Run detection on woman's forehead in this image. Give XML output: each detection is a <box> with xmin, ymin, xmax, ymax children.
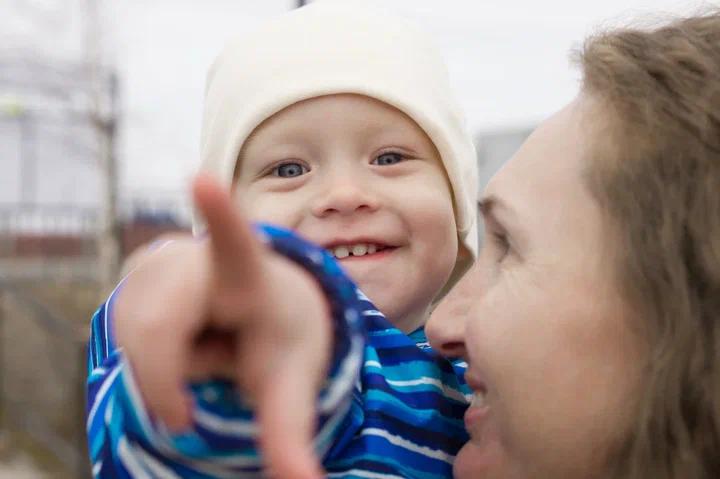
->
<box><xmin>484</xmin><ymin>98</ymin><xmax>601</xmax><ymax>233</ymax></box>
<box><xmin>488</xmin><ymin>100</ymin><xmax>587</xmax><ymax>192</ymax></box>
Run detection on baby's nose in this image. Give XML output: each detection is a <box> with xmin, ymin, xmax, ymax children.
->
<box><xmin>311</xmin><ymin>180</ymin><xmax>380</xmax><ymax>217</ymax></box>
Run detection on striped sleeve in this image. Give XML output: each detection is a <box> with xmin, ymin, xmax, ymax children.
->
<box><xmin>322</xmin><ymin>302</ymin><xmax>471</xmax><ymax>478</ymax></box>
<box><xmin>86</xmin><ymin>224</ymin><xmax>366</xmax><ymax>478</ymax></box>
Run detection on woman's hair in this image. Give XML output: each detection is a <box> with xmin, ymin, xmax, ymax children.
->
<box><xmin>576</xmin><ymin>10</ymin><xmax>720</xmax><ymax>478</ymax></box>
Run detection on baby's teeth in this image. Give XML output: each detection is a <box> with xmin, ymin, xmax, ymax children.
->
<box><xmin>334</xmin><ymin>246</ymin><xmax>349</xmax><ymax>259</ymax></box>
<box><xmin>331</xmin><ymin>243</ymin><xmax>383</xmax><ymax>258</ymax></box>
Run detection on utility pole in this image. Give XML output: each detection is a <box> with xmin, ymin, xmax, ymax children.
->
<box><xmin>18</xmin><ymin>112</ymin><xmax>36</xmax><ymax>205</ymax></box>
<box><xmin>85</xmin><ymin>0</ymin><xmax>120</xmax><ymax>294</ymax></box>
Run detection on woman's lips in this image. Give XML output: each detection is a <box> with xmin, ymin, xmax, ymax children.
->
<box><xmin>464</xmin><ymin>371</ymin><xmax>490</xmax><ymax>432</ymax></box>
<box><xmin>464</xmin><ymin>392</ymin><xmax>490</xmax><ymax>431</ymax></box>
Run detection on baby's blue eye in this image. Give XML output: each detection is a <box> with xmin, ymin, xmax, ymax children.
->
<box><xmin>374</xmin><ymin>152</ymin><xmax>404</xmax><ymax>166</ymax></box>
<box><xmin>273</xmin><ymin>162</ymin><xmax>308</xmax><ymax>178</ymax></box>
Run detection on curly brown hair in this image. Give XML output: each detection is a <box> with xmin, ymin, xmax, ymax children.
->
<box><xmin>576</xmin><ymin>10</ymin><xmax>720</xmax><ymax>479</ymax></box>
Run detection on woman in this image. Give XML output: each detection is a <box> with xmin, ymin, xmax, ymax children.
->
<box><xmin>427</xmin><ymin>10</ymin><xmax>720</xmax><ymax>479</ymax></box>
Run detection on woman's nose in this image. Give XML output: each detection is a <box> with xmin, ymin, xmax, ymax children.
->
<box><xmin>427</xmin><ymin>264</ymin><xmax>480</xmax><ymax>359</ymax></box>
<box><xmin>310</xmin><ymin>176</ymin><xmax>380</xmax><ymax>218</ymax></box>
<box><xmin>427</xmin><ymin>293</ymin><xmax>469</xmax><ymax>359</ymax></box>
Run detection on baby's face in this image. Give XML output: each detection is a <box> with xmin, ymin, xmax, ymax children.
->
<box><xmin>234</xmin><ymin>94</ymin><xmax>458</xmax><ymax>332</ymax></box>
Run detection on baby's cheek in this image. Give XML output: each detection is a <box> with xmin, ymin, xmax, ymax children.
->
<box><xmin>241</xmin><ymin>196</ymin><xmax>296</xmax><ymax>227</ymax></box>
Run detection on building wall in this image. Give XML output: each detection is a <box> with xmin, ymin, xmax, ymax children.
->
<box><xmin>473</xmin><ymin>127</ymin><xmax>534</xmax><ymax>246</ymax></box>
<box><xmin>476</xmin><ymin>127</ymin><xmax>534</xmax><ymax>193</ymax></box>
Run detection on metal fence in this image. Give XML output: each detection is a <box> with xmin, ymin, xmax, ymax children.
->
<box><xmin>0</xmin><ymin>204</ymin><xmax>98</xmax><ymax>236</ymax></box>
<box><xmin>0</xmin><ymin>205</ymin><xmax>98</xmax><ymax>264</ymax></box>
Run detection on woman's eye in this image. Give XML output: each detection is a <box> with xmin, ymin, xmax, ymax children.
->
<box><xmin>272</xmin><ymin>162</ymin><xmax>308</xmax><ymax>178</ymax></box>
<box><xmin>492</xmin><ymin>232</ymin><xmax>510</xmax><ymax>261</ymax></box>
<box><xmin>373</xmin><ymin>152</ymin><xmax>405</xmax><ymax>166</ymax></box>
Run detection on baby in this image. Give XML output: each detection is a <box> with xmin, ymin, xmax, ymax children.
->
<box><xmin>86</xmin><ymin>2</ymin><xmax>478</xmax><ymax>478</ymax></box>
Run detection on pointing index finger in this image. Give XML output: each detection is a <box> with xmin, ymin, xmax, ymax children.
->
<box><xmin>192</xmin><ymin>174</ymin><xmax>264</xmax><ymax>294</ymax></box>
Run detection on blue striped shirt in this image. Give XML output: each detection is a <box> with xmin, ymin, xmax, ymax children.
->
<box><xmin>86</xmin><ymin>224</ymin><xmax>470</xmax><ymax>478</ymax></box>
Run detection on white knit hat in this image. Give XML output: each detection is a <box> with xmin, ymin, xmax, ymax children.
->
<box><xmin>196</xmin><ymin>0</ymin><xmax>478</xmax><ymax>296</ymax></box>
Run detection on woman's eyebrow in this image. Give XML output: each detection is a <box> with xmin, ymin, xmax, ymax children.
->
<box><xmin>479</xmin><ymin>195</ymin><xmax>519</xmax><ymax>231</ymax></box>
<box><xmin>478</xmin><ymin>196</ymin><xmax>494</xmax><ymax>217</ymax></box>
<box><xmin>479</xmin><ymin>195</ymin><xmax>508</xmax><ymax>220</ymax></box>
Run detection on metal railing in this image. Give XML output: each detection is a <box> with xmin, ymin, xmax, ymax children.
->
<box><xmin>0</xmin><ymin>204</ymin><xmax>98</xmax><ymax>237</ymax></box>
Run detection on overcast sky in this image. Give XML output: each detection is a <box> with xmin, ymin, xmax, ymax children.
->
<box><xmin>3</xmin><ymin>0</ymin><xmax>715</xmax><ymax>201</ymax></box>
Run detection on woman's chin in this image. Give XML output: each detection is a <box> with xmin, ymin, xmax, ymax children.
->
<box><xmin>453</xmin><ymin>438</ymin><xmax>507</xmax><ymax>479</ymax></box>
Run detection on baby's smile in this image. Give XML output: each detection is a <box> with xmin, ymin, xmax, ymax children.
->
<box><xmin>326</xmin><ymin>242</ymin><xmax>395</xmax><ymax>259</ymax></box>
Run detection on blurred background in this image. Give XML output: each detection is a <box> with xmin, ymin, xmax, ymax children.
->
<box><xmin>0</xmin><ymin>0</ymin><xmax>711</xmax><ymax>476</ymax></box>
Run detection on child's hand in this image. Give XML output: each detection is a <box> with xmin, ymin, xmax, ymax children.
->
<box><xmin>114</xmin><ymin>175</ymin><xmax>331</xmax><ymax>479</ymax></box>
